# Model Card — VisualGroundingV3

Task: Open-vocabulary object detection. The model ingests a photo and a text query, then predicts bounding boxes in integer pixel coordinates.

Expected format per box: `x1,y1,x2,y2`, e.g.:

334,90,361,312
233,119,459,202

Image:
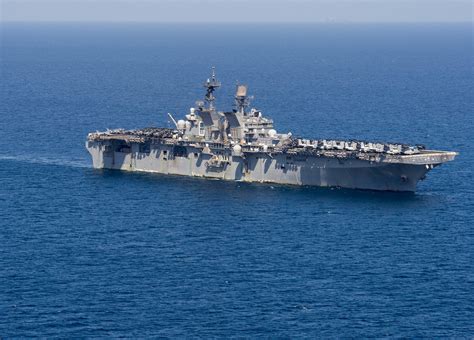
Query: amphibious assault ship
86,68,457,192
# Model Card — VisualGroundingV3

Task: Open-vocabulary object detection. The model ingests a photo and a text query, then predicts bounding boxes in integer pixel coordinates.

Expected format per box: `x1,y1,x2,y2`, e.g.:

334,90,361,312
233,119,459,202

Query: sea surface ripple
0,23,473,337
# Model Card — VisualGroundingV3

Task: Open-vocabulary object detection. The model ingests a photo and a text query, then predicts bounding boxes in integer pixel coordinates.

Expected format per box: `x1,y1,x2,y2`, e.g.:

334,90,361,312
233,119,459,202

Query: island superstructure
86,68,457,192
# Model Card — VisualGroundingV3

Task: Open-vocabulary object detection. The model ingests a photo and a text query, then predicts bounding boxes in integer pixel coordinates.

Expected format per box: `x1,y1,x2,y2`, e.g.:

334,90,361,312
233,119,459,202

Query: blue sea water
0,23,473,337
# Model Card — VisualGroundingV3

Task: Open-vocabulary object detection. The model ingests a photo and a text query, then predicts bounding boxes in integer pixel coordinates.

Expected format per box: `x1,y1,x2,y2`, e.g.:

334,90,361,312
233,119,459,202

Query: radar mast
203,67,221,112
234,84,251,115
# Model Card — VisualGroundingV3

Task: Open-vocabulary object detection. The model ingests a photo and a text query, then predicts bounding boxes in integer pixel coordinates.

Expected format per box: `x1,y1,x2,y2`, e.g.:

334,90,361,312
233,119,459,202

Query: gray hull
85,69,457,192
86,140,437,192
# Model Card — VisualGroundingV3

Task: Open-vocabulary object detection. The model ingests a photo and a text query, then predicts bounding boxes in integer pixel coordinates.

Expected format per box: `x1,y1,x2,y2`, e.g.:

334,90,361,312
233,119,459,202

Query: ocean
1,23,473,337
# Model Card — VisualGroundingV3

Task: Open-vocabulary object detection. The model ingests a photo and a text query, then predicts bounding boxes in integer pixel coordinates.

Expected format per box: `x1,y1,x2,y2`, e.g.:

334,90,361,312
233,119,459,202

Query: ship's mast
235,84,251,115
203,67,221,112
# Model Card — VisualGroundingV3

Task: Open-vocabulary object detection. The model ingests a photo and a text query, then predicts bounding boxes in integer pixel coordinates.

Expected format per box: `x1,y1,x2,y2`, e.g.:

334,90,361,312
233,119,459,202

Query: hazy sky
1,0,472,23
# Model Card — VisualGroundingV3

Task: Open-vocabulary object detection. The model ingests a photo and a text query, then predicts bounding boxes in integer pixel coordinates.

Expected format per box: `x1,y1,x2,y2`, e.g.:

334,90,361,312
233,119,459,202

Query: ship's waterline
86,139,454,192
86,68,456,192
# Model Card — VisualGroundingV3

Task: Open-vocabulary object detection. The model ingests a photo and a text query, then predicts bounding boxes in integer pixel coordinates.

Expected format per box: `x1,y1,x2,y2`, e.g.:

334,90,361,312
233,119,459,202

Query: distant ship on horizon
86,68,457,192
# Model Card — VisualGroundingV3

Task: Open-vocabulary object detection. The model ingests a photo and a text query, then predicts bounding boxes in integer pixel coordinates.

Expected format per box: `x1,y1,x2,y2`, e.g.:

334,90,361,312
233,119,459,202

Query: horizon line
2,20,473,24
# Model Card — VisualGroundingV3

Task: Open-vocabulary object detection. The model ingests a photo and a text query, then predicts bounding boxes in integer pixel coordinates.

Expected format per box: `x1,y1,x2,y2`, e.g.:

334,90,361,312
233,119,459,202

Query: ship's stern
85,140,106,169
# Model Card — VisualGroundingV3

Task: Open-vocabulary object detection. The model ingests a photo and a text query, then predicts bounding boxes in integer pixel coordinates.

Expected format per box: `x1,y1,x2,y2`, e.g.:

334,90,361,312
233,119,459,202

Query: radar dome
268,129,277,138
233,144,242,155
177,119,186,130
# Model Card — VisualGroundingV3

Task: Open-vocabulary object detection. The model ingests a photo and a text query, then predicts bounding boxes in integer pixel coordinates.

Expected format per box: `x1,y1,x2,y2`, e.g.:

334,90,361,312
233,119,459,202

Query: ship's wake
0,154,90,169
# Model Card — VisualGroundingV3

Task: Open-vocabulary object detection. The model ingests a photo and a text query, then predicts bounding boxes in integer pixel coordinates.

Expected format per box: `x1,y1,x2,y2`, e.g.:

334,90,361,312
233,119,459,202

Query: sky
1,0,472,23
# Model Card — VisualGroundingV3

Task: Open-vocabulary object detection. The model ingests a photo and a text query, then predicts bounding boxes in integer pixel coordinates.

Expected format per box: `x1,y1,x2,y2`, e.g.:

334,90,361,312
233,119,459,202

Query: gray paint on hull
86,141,431,192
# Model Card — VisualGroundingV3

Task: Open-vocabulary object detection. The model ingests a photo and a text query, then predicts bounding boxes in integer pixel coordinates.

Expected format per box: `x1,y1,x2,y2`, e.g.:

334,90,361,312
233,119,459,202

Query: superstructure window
199,122,205,136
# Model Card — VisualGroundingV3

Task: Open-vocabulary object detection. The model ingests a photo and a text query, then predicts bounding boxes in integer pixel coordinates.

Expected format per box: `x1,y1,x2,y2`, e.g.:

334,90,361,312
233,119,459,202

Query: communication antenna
203,66,221,111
